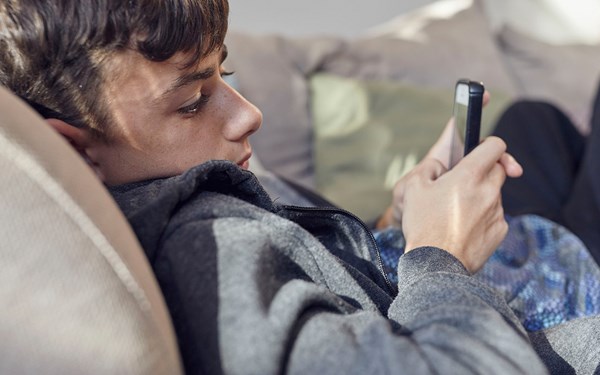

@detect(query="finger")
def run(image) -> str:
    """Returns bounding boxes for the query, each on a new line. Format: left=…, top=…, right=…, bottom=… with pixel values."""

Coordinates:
left=483, top=90, right=491, bottom=107
left=499, top=152, right=523, bottom=178
left=487, top=161, right=507, bottom=189
left=424, top=117, right=455, bottom=168
left=457, top=136, right=507, bottom=176
left=418, top=157, right=447, bottom=181
left=439, top=117, right=455, bottom=145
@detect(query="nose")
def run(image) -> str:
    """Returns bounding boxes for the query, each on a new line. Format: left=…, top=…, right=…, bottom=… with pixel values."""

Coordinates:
left=222, top=84, right=262, bottom=141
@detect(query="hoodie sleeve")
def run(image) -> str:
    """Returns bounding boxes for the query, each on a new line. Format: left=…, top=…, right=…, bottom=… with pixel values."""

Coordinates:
left=281, top=247, right=548, bottom=375
left=157, top=217, right=549, bottom=375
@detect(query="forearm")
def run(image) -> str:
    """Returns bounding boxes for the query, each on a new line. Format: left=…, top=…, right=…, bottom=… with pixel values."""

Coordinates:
left=387, top=247, right=545, bottom=373
left=238, top=248, right=545, bottom=374
left=287, top=248, right=547, bottom=374
left=275, top=249, right=547, bottom=374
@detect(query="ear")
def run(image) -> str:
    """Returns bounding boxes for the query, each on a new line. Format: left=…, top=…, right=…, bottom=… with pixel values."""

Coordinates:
left=46, top=118, right=89, bottom=150
left=46, top=118, right=104, bottom=179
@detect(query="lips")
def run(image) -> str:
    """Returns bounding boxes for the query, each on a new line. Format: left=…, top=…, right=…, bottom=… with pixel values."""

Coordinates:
left=237, top=152, right=252, bottom=169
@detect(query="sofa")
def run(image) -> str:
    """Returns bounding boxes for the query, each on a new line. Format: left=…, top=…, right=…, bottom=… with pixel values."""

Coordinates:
left=2, top=0, right=600, bottom=372
left=224, top=0, right=600, bottom=222
left=0, top=85, right=182, bottom=373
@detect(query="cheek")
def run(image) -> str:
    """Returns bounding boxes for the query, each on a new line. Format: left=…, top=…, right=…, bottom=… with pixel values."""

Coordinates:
left=172, top=121, right=226, bottom=158
left=182, top=119, right=221, bottom=146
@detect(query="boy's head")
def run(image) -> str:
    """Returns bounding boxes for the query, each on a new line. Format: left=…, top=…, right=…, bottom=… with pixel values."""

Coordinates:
left=0, top=0, right=262, bottom=184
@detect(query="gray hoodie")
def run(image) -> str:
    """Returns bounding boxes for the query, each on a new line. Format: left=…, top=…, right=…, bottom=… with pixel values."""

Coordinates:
left=109, top=160, right=548, bottom=375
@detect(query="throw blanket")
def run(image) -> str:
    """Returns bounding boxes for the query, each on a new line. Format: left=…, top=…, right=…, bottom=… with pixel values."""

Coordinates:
left=374, top=215, right=600, bottom=331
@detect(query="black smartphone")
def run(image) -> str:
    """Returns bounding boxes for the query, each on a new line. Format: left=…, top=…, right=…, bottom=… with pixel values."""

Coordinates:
left=449, top=79, right=484, bottom=168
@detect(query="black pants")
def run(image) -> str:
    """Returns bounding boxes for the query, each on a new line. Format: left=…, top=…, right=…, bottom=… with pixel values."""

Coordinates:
left=492, top=92, right=600, bottom=265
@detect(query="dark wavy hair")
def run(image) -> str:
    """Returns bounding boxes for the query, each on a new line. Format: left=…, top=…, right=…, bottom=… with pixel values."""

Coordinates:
left=0, top=0, right=229, bottom=140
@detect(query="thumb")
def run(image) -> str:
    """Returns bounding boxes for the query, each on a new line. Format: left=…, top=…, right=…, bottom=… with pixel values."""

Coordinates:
left=419, top=157, right=448, bottom=181
left=425, top=118, right=454, bottom=169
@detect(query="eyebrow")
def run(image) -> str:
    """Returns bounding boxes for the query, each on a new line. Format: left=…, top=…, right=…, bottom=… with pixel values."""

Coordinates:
left=159, top=45, right=229, bottom=99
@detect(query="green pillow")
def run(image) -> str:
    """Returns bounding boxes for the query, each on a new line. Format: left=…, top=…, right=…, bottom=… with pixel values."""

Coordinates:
left=310, top=73, right=512, bottom=222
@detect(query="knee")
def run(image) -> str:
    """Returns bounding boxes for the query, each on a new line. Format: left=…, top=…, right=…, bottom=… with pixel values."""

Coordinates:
left=503, top=100, right=563, bottom=118
left=497, top=99, right=570, bottom=129
left=493, top=98, right=578, bottom=142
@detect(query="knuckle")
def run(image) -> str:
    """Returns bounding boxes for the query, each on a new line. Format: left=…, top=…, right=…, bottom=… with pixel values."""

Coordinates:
left=403, top=175, right=419, bottom=191
left=487, top=136, right=507, bottom=152
left=495, top=164, right=508, bottom=181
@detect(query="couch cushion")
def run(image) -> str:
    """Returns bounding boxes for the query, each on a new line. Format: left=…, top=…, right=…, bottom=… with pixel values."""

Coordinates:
left=320, top=0, right=517, bottom=96
left=497, top=26, right=600, bottom=134
left=482, top=0, right=600, bottom=45
left=225, top=32, right=344, bottom=188
left=0, top=86, right=182, bottom=374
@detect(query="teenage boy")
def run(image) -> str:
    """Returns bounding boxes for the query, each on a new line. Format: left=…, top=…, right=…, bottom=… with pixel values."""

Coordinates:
left=2, top=1, right=598, bottom=374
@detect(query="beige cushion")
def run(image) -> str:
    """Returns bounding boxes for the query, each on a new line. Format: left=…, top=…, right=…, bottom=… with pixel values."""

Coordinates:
left=0, top=86, right=182, bottom=374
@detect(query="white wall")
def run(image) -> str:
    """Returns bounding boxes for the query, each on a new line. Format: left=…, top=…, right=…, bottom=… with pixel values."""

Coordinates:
left=228, top=0, right=600, bottom=44
left=228, top=0, right=438, bottom=37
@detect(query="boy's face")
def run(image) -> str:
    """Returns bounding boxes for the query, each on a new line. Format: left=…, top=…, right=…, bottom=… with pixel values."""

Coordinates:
left=85, top=46, right=262, bottom=185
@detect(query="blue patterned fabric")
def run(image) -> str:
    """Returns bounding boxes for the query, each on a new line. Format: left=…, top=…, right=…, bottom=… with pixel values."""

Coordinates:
left=373, top=215, right=600, bottom=331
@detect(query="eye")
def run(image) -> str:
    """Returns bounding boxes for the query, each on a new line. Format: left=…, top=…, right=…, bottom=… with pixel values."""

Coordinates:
left=221, top=70, right=236, bottom=87
left=177, top=95, right=210, bottom=116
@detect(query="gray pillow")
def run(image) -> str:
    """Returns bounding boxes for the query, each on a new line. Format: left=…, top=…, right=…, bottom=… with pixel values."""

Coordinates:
left=319, top=0, right=517, bottom=96
left=497, top=26, right=600, bottom=134
left=225, top=32, right=344, bottom=189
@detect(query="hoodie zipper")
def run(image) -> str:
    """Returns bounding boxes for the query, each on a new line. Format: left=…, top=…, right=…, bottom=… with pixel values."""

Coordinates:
left=283, top=205, right=398, bottom=296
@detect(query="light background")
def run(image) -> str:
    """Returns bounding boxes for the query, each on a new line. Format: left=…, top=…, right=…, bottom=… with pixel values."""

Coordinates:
left=228, top=0, right=600, bottom=44
left=228, top=0, right=437, bottom=37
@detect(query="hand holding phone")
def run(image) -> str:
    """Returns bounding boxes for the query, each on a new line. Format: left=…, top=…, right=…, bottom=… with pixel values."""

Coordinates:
left=449, top=79, right=484, bottom=168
